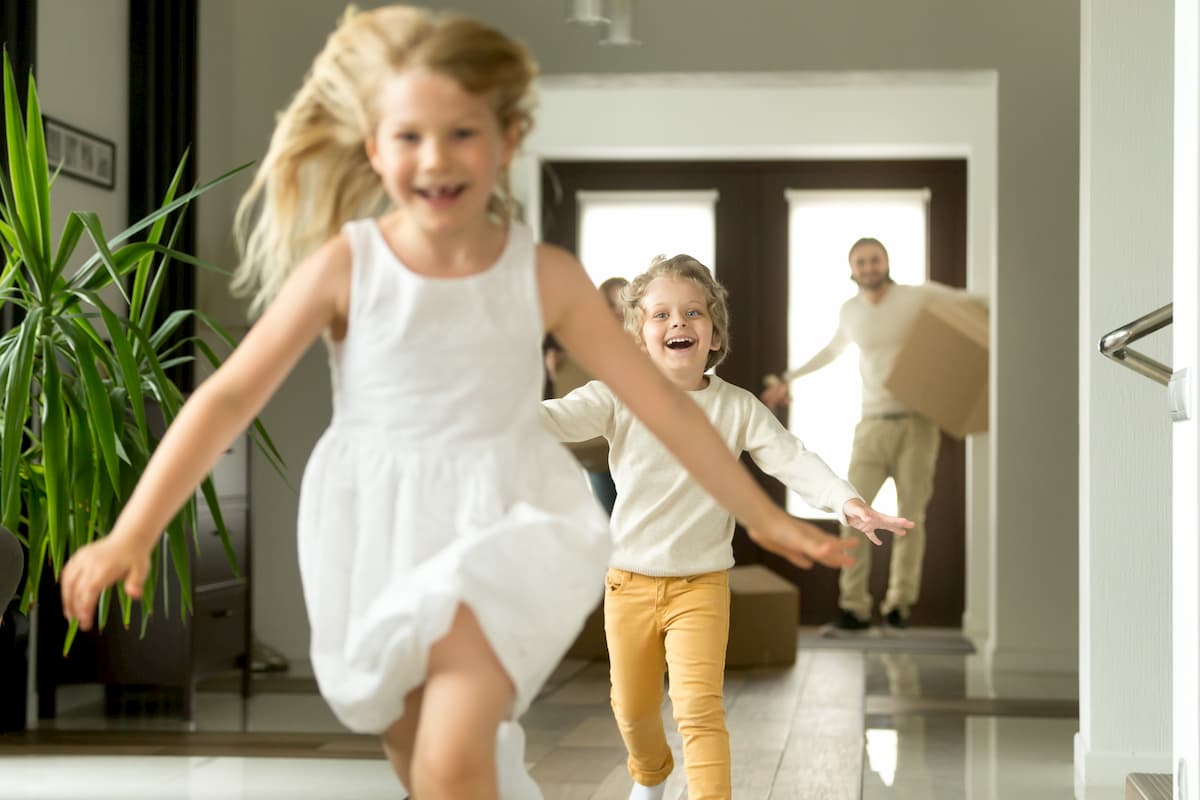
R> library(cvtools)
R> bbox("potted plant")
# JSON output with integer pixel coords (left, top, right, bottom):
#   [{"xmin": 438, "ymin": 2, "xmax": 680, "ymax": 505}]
[{"xmin": 0, "ymin": 53, "xmax": 281, "ymax": 649}]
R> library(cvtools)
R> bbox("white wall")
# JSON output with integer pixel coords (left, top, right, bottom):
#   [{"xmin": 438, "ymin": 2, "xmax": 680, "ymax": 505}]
[
  {"xmin": 518, "ymin": 72, "xmax": 997, "ymax": 649},
  {"xmin": 29, "ymin": 0, "xmax": 128, "ymax": 721},
  {"xmin": 1175, "ymin": 1, "xmax": 1200, "ymax": 796},
  {"xmin": 196, "ymin": 1, "xmax": 338, "ymax": 661},
  {"xmin": 1077, "ymin": 0, "xmax": 1173, "ymax": 791},
  {"xmin": 35, "ymin": 0, "xmax": 128, "ymax": 275}
]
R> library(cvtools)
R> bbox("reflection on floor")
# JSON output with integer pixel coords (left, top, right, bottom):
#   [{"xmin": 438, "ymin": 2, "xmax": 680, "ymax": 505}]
[
  {"xmin": 0, "ymin": 627, "xmax": 1104, "ymax": 799},
  {"xmin": 859, "ymin": 650, "xmax": 1084, "ymax": 800}
]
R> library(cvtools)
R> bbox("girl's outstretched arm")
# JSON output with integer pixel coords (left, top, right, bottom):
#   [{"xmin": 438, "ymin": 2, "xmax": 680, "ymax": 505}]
[
  {"xmin": 537, "ymin": 245, "xmax": 856, "ymax": 571},
  {"xmin": 61, "ymin": 236, "xmax": 352, "ymax": 630}
]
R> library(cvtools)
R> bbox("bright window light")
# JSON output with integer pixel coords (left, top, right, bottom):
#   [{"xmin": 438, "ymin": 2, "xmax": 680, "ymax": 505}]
[
  {"xmin": 865, "ymin": 727, "xmax": 899, "ymax": 787},
  {"xmin": 577, "ymin": 190, "xmax": 718, "ymax": 286},
  {"xmin": 783, "ymin": 190, "xmax": 929, "ymax": 518}
]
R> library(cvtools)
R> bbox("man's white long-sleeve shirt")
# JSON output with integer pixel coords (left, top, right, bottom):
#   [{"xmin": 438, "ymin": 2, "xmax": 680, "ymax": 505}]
[
  {"xmin": 540, "ymin": 375, "xmax": 860, "ymax": 577},
  {"xmin": 785, "ymin": 282, "xmax": 972, "ymax": 417}
]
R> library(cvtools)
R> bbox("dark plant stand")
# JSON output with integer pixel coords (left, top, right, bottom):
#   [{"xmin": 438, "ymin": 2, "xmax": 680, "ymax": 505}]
[
  {"xmin": 33, "ymin": 509, "xmax": 252, "ymax": 723},
  {"xmin": 0, "ymin": 604, "xmax": 29, "ymax": 732},
  {"xmin": 0, "ymin": 533, "xmax": 30, "ymax": 732}
]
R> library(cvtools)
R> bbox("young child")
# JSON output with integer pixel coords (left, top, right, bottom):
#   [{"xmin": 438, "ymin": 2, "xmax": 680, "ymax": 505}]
[
  {"xmin": 58, "ymin": 7, "xmax": 859, "ymax": 799},
  {"xmin": 541, "ymin": 255, "xmax": 912, "ymax": 800}
]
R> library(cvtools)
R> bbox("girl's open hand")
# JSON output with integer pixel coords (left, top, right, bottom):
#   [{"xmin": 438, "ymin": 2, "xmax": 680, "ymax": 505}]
[
  {"xmin": 61, "ymin": 536, "xmax": 150, "ymax": 631},
  {"xmin": 842, "ymin": 498, "xmax": 914, "ymax": 546},
  {"xmin": 748, "ymin": 513, "xmax": 858, "ymax": 570}
]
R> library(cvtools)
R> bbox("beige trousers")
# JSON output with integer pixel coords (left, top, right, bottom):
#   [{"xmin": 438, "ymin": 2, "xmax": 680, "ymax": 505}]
[{"xmin": 838, "ymin": 414, "xmax": 941, "ymax": 619}]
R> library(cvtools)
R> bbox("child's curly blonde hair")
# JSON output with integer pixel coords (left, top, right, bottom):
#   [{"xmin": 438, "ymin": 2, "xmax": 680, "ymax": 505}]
[{"xmin": 621, "ymin": 254, "xmax": 731, "ymax": 371}]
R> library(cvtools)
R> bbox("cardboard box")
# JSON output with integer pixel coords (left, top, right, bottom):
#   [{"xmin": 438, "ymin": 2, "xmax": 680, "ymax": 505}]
[
  {"xmin": 725, "ymin": 565, "xmax": 798, "ymax": 668},
  {"xmin": 884, "ymin": 299, "xmax": 988, "ymax": 439}
]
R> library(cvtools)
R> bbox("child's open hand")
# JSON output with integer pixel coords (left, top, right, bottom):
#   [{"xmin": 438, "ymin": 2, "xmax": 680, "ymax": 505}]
[
  {"xmin": 842, "ymin": 498, "xmax": 914, "ymax": 546},
  {"xmin": 61, "ymin": 536, "xmax": 150, "ymax": 631},
  {"xmin": 748, "ymin": 513, "xmax": 858, "ymax": 570}
]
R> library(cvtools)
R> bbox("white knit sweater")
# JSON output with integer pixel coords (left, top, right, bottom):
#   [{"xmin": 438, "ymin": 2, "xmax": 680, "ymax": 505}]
[{"xmin": 539, "ymin": 375, "xmax": 861, "ymax": 577}]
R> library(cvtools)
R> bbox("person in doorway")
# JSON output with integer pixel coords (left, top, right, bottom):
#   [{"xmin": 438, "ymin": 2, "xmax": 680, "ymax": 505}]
[
  {"xmin": 544, "ymin": 276, "xmax": 628, "ymax": 515},
  {"xmin": 761, "ymin": 237, "xmax": 982, "ymax": 632}
]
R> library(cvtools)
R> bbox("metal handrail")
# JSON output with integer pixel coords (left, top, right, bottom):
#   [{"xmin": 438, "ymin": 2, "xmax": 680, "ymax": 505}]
[{"xmin": 1098, "ymin": 303, "xmax": 1173, "ymax": 386}]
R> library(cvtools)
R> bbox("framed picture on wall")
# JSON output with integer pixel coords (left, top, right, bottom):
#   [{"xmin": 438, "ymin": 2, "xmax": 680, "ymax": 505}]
[{"xmin": 43, "ymin": 116, "xmax": 116, "ymax": 191}]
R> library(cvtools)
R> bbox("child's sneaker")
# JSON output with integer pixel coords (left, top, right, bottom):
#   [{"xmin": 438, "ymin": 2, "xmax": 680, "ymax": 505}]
[{"xmin": 629, "ymin": 780, "xmax": 667, "ymax": 800}]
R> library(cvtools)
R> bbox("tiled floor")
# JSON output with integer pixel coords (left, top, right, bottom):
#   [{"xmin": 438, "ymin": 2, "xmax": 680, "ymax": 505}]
[
  {"xmin": 525, "ymin": 649, "xmax": 864, "ymax": 799},
  {"xmin": 0, "ymin": 628, "xmax": 1103, "ymax": 799}
]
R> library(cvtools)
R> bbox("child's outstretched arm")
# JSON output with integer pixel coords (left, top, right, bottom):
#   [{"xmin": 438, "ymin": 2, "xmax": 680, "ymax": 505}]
[
  {"xmin": 540, "ymin": 382, "xmax": 613, "ymax": 444},
  {"xmin": 841, "ymin": 498, "xmax": 914, "ymax": 545},
  {"xmin": 61, "ymin": 237, "xmax": 352, "ymax": 630},
  {"xmin": 537, "ymin": 246, "xmax": 855, "ymax": 570},
  {"xmin": 742, "ymin": 400, "xmax": 913, "ymax": 545}
]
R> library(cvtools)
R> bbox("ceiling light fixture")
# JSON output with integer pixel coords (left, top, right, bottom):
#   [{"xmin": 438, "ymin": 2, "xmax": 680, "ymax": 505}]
[
  {"xmin": 566, "ymin": 0, "xmax": 608, "ymax": 25},
  {"xmin": 599, "ymin": 0, "xmax": 640, "ymax": 46}
]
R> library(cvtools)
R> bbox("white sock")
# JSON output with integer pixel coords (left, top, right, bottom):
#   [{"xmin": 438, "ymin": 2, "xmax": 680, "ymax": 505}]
[
  {"xmin": 629, "ymin": 781, "xmax": 667, "ymax": 800},
  {"xmin": 495, "ymin": 721, "xmax": 543, "ymax": 800}
]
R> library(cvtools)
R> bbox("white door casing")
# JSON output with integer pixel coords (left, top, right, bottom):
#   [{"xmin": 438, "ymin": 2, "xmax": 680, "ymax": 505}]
[{"xmin": 1175, "ymin": 2, "xmax": 1200, "ymax": 798}]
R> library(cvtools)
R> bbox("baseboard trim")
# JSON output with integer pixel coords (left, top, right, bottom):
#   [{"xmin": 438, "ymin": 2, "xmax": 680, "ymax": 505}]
[
  {"xmin": 987, "ymin": 642, "xmax": 1077, "ymax": 674},
  {"xmin": 1074, "ymin": 732, "xmax": 1172, "ymax": 794}
]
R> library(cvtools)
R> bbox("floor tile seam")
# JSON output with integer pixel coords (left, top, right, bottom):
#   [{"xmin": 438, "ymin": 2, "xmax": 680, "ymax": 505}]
[
  {"xmin": 862, "ymin": 695, "xmax": 1079, "ymax": 719},
  {"xmin": 761, "ymin": 649, "xmax": 852, "ymax": 798}
]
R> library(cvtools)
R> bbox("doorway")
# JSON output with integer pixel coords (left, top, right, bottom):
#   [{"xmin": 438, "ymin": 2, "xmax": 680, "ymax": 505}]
[{"xmin": 542, "ymin": 158, "xmax": 967, "ymax": 627}]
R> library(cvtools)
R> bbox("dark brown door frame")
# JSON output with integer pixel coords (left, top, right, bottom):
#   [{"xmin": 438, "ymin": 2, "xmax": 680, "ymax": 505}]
[
  {"xmin": 0, "ymin": 0, "xmax": 36, "ymax": 734},
  {"xmin": 543, "ymin": 159, "xmax": 968, "ymax": 628}
]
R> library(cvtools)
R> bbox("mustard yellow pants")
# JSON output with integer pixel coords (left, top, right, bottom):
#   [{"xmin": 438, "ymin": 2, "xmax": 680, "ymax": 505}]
[
  {"xmin": 839, "ymin": 414, "xmax": 941, "ymax": 619},
  {"xmin": 603, "ymin": 568, "xmax": 731, "ymax": 800}
]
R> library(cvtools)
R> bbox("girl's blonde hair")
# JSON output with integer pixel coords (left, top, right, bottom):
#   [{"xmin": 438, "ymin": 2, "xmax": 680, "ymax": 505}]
[
  {"xmin": 232, "ymin": 5, "xmax": 538, "ymax": 315},
  {"xmin": 622, "ymin": 255, "xmax": 731, "ymax": 370}
]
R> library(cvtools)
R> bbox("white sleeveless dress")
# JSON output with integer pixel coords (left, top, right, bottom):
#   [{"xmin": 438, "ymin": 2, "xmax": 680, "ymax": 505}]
[{"xmin": 296, "ymin": 219, "xmax": 610, "ymax": 736}]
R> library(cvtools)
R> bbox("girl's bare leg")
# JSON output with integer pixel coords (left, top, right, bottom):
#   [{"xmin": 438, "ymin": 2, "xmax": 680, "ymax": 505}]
[
  {"xmin": 381, "ymin": 686, "xmax": 424, "ymax": 789},
  {"xmin": 409, "ymin": 604, "xmax": 515, "ymax": 800}
]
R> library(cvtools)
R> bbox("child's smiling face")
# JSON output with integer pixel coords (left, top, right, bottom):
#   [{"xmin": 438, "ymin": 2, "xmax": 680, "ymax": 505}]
[
  {"xmin": 639, "ymin": 277, "xmax": 720, "ymax": 390},
  {"xmin": 366, "ymin": 68, "xmax": 518, "ymax": 235}
]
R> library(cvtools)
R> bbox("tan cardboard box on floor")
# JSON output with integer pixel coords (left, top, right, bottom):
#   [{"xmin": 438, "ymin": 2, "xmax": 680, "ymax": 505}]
[
  {"xmin": 725, "ymin": 565, "xmax": 797, "ymax": 668},
  {"xmin": 884, "ymin": 299, "xmax": 988, "ymax": 439}
]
